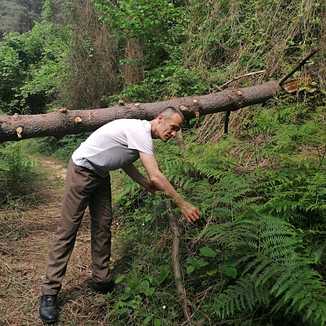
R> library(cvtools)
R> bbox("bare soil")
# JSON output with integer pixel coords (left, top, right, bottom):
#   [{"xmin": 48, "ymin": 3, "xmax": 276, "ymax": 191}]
[{"xmin": 0, "ymin": 156, "xmax": 123, "ymax": 325}]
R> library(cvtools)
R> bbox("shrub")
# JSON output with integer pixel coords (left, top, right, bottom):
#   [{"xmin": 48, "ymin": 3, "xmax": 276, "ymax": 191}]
[{"xmin": 0, "ymin": 142, "xmax": 39, "ymax": 208}]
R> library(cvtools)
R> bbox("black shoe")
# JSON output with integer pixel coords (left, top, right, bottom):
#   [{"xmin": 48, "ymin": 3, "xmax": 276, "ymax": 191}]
[
  {"xmin": 88, "ymin": 279, "xmax": 115, "ymax": 294},
  {"xmin": 39, "ymin": 295, "xmax": 58, "ymax": 323}
]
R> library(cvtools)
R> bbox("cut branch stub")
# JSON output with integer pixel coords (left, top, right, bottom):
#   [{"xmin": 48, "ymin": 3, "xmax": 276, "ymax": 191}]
[
  {"xmin": 16, "ymin": 126, "xmax": 23, "ymax": 139},
  {"xmin": 74, "ymin": 116, "xmax": 82, "ymax": 124}
]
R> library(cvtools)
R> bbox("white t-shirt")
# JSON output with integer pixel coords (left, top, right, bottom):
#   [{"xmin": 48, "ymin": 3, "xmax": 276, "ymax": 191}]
[{"xmin": 72, "ymin": 119, "xmax": 153, "ymax": 177}]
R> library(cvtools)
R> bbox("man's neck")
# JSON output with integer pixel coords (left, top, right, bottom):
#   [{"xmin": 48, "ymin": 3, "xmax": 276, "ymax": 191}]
[{"xmin": 150, "ymin": 119, "xmax": 159, "ymax": 139}]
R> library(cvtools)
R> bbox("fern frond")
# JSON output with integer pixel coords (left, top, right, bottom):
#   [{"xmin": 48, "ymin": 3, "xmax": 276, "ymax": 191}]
[
  {"xmin": 204, "ymin": 215, "xmax": 326, "ymax": 325},
  {"xmin": 214, "ymin": 276, "xmax": 270, "ymax": 319}
]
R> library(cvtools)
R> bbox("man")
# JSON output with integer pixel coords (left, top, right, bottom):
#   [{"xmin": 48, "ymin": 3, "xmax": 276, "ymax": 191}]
[{"xmin": 39, "ymin": 107, "xmax": 200, "ymax": 323}]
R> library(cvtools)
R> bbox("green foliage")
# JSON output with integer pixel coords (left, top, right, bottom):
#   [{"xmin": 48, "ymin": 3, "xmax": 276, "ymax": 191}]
[
  {"xmin": 94, "ymin": 0, "xmax": 185, "ymax": 69},
  {"xmin": 111, "ymin": 100, "xmax": 325, "ymax": 325},
  {"xmin": 106, "ymin": 64, "xmax": 209, "ymax": 104},
  {"xmin": 183, "ymin": 0, "xmax": 322, "ymax": 79},
  {"xmin": 97, "ymin": 0, "xmax": 180, "ymax": 38},
  {"xmin": 42, "ymin": 0, "xmax": 55, "ymax": 22},
  {"xmin": 202, "ymin": 217, "xmax": 326, "ymax": 325},
  {"xmin": 108, "ymin": 270, "xmax": 174, "ymax": 324},
  {"xmin": 0, "ymin": 22, "xmax": 69, "ymax": 114},
  {"xmin": 36, "ymin": 134, "xmax": 87, "ymax": 162},
  {"xmin": 0, "ymin": 142, "xmax": 39, "ymax": 208}
]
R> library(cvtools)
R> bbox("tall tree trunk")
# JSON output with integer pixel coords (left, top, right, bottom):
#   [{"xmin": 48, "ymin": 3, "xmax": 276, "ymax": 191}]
[
  {"xmin": 123, "ymin": 38, "xmax": 144, "ymax": 85},
  {"xmin": 62, "ymin": 0, "xmax": 118, "ymax": 109}
]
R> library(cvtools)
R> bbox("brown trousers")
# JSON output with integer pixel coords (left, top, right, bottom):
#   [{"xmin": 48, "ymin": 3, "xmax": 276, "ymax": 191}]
[{"xmin": 41, "ymin": 160, "xmax": 112, "ymax": 295}]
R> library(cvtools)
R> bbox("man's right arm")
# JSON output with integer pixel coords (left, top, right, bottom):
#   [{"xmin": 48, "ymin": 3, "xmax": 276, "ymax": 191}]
[
  {"xmin": 139, "ymin": 152, "xmax": 200, "ymax": 223},
  {"xmin": 122, "ymin": 163, "xmax": 156, "ymax": 193}
]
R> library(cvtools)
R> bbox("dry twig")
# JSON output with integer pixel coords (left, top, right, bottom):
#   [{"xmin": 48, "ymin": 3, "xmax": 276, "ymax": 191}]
[
  {"xmin": 167, "ymin": 203, "xmax": 193, "ymax": 324},
  {"xmin": 215, "ymin": 70, "xmax": 266, "ymax": 91},
  {"xmin": 279, "ymin": 48, "xmax": 319, "ymax": 86}
]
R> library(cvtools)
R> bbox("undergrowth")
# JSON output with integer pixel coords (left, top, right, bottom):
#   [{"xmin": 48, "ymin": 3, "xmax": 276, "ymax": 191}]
[
  {"xmin": 36, "ymin": 133, "xmax": 87, "ymax": 162},
  {"xmin": 0, "ymin": 141, "xmax": 41, "ymax": 209},
  {"xmin": 109, "ymin": 100, "xmax": 325, "ymax": 325}
]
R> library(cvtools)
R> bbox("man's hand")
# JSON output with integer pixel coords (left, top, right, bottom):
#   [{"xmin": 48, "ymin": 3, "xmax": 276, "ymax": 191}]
[{"xmin": 179, "ymin": 201, "xmax": 200, "ymax": 223}]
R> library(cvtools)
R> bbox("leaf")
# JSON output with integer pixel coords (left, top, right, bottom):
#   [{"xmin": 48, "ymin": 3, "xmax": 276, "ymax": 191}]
[
  {"xmin": 140, "ymin": 280, "xmax": 150, "ymax": 289},
  {"xmin": 206, "ymin": 268, "xmax": 218, "ymax": 276},
  {"xmin": 186, "ymin": 265, "xmax": 195, "ymax": 274},
  {"xmin": 157, "ymin": 265, "xmax": 170, "ymax": 285},
  {"xmin": 221, "ymin": 264, "xmax": 238, "ymax": 279},
  {"xmin": 154, "ymin": 319, "xmax": 161, "ymax": 326},
  {"xmin": 143, "ymin": 287, "xmax": 155, "ymax": 297},
  {"xmin": 114, "ymin": 275, "xmax": 126, "ymax": 284},
  {"xmin": 199, "ymin": 246, "xmax": 217, "ymax": 258},
  {"xmin": 143, "ymin": 315, "xmax": 153, "ymax": 325}
]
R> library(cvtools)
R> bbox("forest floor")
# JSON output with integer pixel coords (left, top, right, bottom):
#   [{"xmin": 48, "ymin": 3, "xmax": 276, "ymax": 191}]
[{"xmin": 0, "ymin": 156, "xmax": 125, "ymax": 325}]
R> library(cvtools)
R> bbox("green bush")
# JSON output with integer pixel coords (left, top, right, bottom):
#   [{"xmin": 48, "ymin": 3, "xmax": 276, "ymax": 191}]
[
  {"xmin": 94, "ymin": 0, "xmax": 185, "ymax": 70},
  {"xmin": 0, "ymin": 22, "xmax": 69, "ymax": 114},
  {"xmin": 0, "ymin": 142, "xmax": 40, "ymax": 208},
  {"xmin": 36, "ymin": 134, "xmax": 87, "ymax": 162}
]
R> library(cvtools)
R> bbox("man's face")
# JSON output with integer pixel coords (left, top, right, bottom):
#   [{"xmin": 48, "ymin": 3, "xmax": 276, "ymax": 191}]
[{"xmin": 156, "ymin": 113, "xmax": 183, "ymax": 141}]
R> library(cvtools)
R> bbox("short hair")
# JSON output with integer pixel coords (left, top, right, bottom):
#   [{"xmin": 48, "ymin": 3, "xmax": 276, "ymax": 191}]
[{"xmin": 159, "ymin": 106, "xmax": 184, "ymax": 121}]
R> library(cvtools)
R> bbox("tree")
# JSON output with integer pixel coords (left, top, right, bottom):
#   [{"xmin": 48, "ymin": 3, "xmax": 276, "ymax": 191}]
[
  {"xmin": 0, "ymin": 81, "xmax": 279, "ymax": 141},
  {"xmin": 61, "ymin": 0, "xmax": 118, "ymax": 109}
]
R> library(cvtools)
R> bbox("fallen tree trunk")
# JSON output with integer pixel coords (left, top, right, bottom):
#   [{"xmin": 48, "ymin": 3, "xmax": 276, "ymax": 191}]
[{"xmin": 0, "ymin": 81, "xmax": 279, "ymax": 141}]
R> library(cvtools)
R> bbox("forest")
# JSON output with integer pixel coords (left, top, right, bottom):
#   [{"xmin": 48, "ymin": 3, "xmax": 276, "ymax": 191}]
[{"xmin": 0, "ymin": 0, "xmax": 325, "ymax": 325}]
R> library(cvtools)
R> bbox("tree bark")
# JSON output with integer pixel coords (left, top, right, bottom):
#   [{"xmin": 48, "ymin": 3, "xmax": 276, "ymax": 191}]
[
  {"xmin": 0, "ymin": 81, "xmax": 279, "ymax": 141},
  {"xmin": 123, "ymin": 38, "xmax": 144, "ymax": 85}
]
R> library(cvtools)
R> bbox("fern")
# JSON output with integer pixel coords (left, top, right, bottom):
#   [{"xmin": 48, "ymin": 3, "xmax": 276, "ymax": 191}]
[
  {"xmin": 213, "ymin": 276, "xmax": 270, "ymax": 320},
  {"xmin": 114, "ymin": 119, "xmax": 325, "ymax": 325},
  {"xmin": 202, "ymin": 216, "xmax": 326, "ymax": 325}
]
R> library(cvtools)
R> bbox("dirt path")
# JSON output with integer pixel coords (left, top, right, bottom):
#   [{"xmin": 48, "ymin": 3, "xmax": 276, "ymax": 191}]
[{"xmin": 0, "ymin": 156, "xmax": 121, "ymax": 325}]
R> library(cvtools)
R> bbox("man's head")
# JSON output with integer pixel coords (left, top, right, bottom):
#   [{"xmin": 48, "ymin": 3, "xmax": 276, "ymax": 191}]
[{"xmin": 151, "ymin": 107, "xmax": 184, "ymax": 141}]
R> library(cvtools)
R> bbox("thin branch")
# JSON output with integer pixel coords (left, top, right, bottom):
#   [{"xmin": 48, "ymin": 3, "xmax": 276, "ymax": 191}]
[
  {"xmin": 216, "ymin": 70, "xmax": 266, "ymax": 91},
  {"xmin": 279, "ymin": 48, "xmax": 319, "ymax": 86},
  {"xmin": 167, "ymin": 202, "xmax": 193, "ymax": 324}
]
